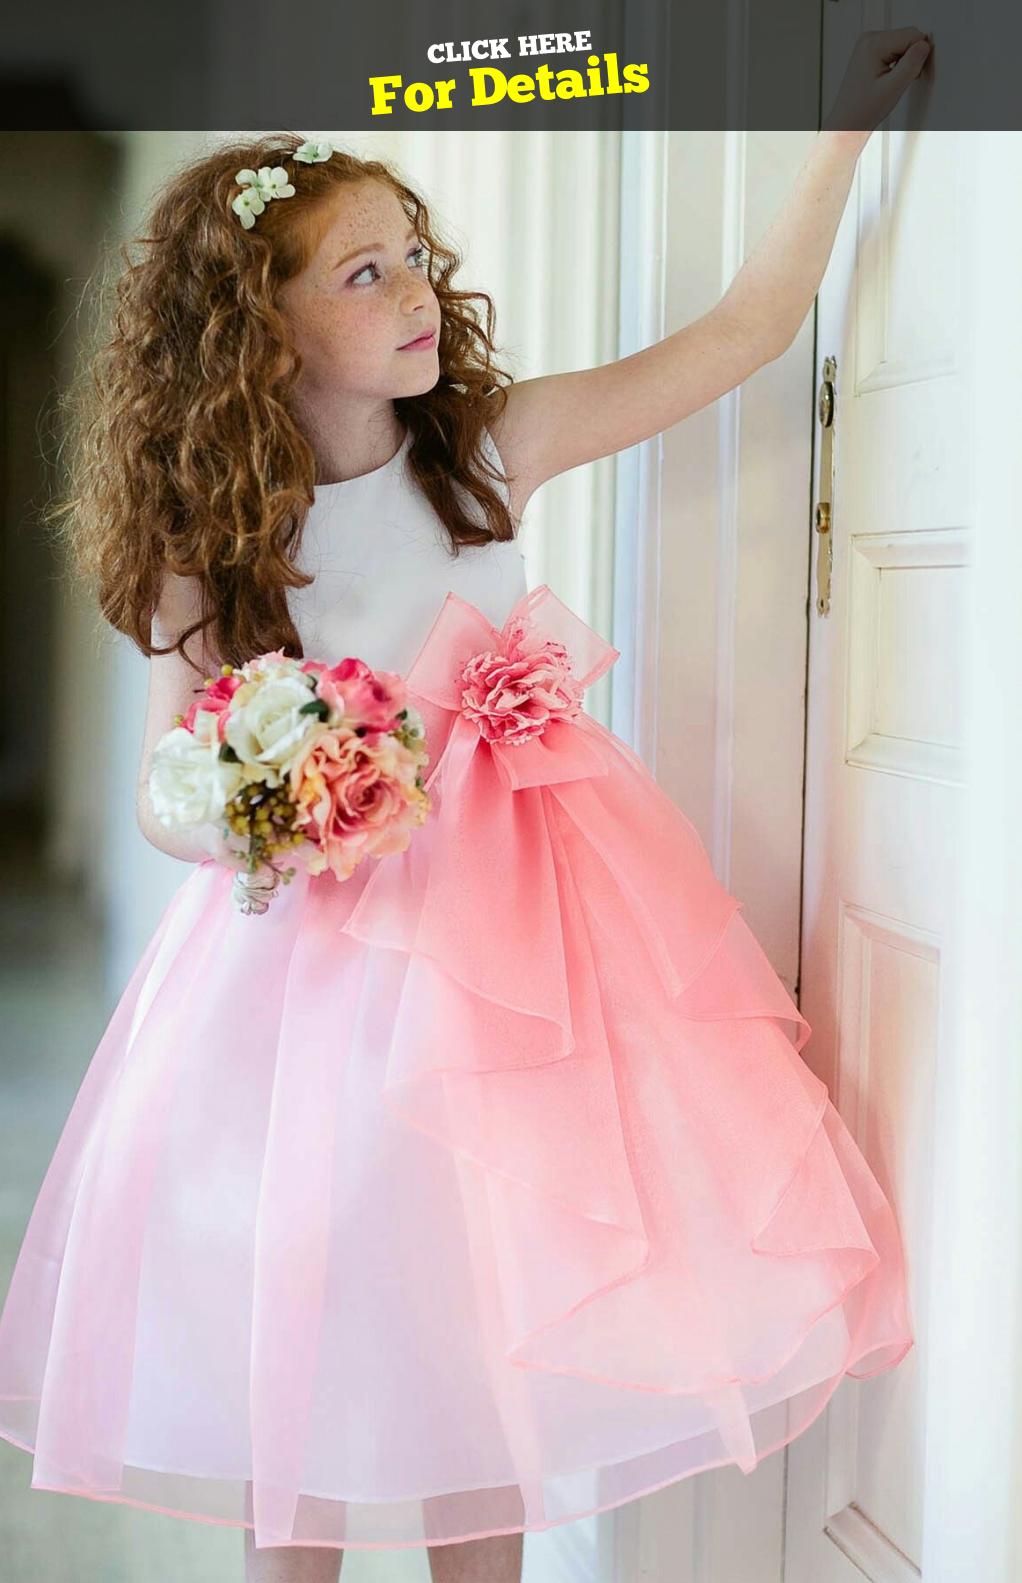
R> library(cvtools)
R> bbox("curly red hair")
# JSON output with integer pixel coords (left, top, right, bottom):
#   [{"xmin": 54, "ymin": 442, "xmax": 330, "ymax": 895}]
[{"xmin": 45, "ymin": 132, "xmax": 517, "ymax": 673}]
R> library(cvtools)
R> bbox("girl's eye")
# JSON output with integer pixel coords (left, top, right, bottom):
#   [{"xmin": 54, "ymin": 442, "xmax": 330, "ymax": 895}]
[{"xmin": 350, "ymin": 245, "xmax": 429, "ymax": 286}]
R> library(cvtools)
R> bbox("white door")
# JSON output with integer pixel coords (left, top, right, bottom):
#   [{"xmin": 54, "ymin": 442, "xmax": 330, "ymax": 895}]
[{"xmin": 784, "ymin": 126, "xmax": 970, "ymax": 1581}]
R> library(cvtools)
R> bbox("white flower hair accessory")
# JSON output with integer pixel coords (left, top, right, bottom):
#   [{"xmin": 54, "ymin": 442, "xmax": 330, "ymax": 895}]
[
  {"xmin": 231, "ymin": 140, "xmax": 335, "ymax": 230},
  {"xmin": 294, "ymin": 140, "xmax": 333, "ymax": 164}
]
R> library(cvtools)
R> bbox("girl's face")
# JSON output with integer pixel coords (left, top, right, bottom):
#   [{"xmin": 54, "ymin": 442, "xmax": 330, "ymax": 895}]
[{"xmin": 277, "ymin": 179, "xmax": 440, "ymax": 401}]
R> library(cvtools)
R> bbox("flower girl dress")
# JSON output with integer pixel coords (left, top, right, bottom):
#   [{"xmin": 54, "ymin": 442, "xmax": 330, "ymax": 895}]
[{"xmin": 0, "ymin": 427, "xmax": 914, "ymax": 1551}]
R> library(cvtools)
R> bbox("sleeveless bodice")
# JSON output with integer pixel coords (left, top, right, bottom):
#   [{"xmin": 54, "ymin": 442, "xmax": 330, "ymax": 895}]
[{"xmin": 289, "ymin": 427, "xmax": 527, "ymax": 675}]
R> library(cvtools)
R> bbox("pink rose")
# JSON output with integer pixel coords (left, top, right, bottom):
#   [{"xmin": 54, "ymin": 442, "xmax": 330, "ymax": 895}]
[
  {"xmin": 302, "ymin": 656, "xmax": 405, "ymax": 729},
  {"xmin": 459, "ymin": 615, "xmax": 583, "ymax": 746},
  {"xmin": 182, "ymin": 672, "xmax": 244, "ymax": 739}
]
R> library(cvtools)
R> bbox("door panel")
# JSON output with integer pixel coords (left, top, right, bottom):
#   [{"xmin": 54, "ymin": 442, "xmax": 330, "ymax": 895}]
[{"xmin": 785, "ymin": 127, "xmax": 969, "ymax": 1583}]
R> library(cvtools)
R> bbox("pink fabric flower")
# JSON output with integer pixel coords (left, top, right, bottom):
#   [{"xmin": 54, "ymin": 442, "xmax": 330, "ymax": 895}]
[{"xmin": 459, "ymin": 615, "xmax": 583, "ymax": 746}]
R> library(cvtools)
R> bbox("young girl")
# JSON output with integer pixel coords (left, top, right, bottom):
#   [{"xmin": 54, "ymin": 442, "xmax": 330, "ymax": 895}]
[{"xmin": 0, "ymin": 31, "xmax": 929, "ymax": 1583}]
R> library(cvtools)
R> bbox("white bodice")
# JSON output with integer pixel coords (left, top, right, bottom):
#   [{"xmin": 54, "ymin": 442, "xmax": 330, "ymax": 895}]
[{"xmin": 288, "ymin": 426, "xmax": 528, "ymax": 676}]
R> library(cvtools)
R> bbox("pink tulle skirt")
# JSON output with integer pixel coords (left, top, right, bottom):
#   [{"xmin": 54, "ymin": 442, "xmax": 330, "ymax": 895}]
[{"xmin": 0, "ymin": 587, "xmax": 914, "ymax": 1551}]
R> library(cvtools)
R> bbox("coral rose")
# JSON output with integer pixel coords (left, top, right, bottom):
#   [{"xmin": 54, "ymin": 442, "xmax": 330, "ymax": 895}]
[{"xmin": 290, "ymin": 727, "xmax": 425, "ymax": 880}]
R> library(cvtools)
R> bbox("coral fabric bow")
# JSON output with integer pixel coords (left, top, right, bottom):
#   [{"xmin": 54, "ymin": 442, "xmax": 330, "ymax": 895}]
[{"xmin": 403, "ymin": 584, "xmax": 620, "ymax": 791}]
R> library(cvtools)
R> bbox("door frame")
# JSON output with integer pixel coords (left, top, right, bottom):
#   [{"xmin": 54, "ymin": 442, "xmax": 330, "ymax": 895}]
[{"xmin": 607, "ymin": 127, "xmax": 818, "ymax": 1581}]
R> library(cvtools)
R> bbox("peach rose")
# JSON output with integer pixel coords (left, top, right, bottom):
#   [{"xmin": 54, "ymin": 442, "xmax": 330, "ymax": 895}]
[{"xmin": 290, "ymin": 727, "xmax": 426, "ymax": 880}]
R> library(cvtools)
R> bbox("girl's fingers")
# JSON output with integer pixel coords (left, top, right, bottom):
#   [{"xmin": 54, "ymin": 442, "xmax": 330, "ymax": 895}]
[
  {"xmin": 870, "ymin": 26, "xmax": 929, "ymax": 54},
  {"xmin": 822, "ymin": 27, "xmax": 930, "ymax": 131},
  {"xmin": 196, "ymin": 822, "xmax": 253, "ymax": 870},
  {"xmin": 873, "ymin": 29, "xmax": 930, "ymax": 73},
  {"xmin": 885, "ymin": 37, "xmax": 932, "ymax": 85}
]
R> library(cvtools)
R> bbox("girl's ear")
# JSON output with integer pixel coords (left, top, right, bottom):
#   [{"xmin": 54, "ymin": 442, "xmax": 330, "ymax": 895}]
[{"xmin": 270, "ymin": 339, "xmax": 299, "ymax": 383}]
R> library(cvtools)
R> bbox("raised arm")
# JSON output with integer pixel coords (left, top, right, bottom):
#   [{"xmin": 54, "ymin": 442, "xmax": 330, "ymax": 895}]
[
  {"xmin": 488, "ymin": 132, "xmax": 865, "ymax": 509},
  {"xmin": 489, "ymin": 29, "xmax": 930, "ymax": 510}
]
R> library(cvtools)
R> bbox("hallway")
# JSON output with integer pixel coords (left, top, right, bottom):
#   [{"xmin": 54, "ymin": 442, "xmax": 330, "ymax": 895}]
[{"xmin": 0, "ymin": 851, "xmax": 241, "ymax": 1579}]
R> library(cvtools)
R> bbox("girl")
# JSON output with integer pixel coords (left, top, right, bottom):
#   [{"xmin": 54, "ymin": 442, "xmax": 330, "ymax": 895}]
[{"xmin": 0, "ymin": 30, "xmax": 929, "ymax": 1583}]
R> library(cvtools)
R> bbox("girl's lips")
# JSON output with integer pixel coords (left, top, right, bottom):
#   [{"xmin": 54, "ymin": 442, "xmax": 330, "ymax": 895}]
[{"xmin": 398, "ymin": 329, "xmax": 437, "ymax": 351}]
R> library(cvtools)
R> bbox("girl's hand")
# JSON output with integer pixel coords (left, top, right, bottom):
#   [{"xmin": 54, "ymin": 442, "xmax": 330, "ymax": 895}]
[
  {"xmin": 198, "ymin": 823, "xmax": 287, "ymax": 914},
  {"xmin": 822, "ymin": 28, "xmax": 932, "ymax": 140},
  {"xmin": 230, "ymin": 863, "xmax": 285, "ymax": 916},
  {"xmin": 196, "ymin": 821, "xmax": 259, "ymax": 873}
]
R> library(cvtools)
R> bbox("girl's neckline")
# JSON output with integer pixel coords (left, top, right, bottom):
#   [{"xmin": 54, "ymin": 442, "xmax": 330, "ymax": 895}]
[{"xmin": 312, "ymin": 428, "xmax": 412, "ymax": 502}]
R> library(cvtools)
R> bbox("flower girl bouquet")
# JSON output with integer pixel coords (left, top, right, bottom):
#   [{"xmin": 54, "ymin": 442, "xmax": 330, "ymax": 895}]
[{"xmin": 148, "ymin": 650, "xmax": 431, "ymax": 914}]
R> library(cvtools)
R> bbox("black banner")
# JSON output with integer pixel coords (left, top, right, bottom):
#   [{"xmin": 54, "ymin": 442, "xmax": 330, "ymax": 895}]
[{"xmin": 0, "ymin": 0, "xmax": 1018, "ymax": 130}]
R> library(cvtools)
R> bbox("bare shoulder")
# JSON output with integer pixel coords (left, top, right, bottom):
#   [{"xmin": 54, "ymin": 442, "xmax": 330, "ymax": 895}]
[
  {"xmin": 487, "ymin": 384, "xmax": 563, "ymax": 522},
  {"xmin": 485, "ymin": 370, "xmax": 646, "ymax": 523}
]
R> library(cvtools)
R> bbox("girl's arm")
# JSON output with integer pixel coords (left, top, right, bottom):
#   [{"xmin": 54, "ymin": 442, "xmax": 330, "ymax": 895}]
[
  {"xmin": 490, "ymin": 133, "xmax": 864, "ymax": 506},
  {"xmin": 490, "ymin": 29, "xmax": 930, "ymax": 509},
  {"xmin": 137, "ymin": 572, "xmax": 247, "ymax": 868}
]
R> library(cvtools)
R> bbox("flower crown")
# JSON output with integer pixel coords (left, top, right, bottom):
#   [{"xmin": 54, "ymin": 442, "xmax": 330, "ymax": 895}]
[{"xmin": 232, "ymin": 139, "xmax": 334, "ymax": 230}]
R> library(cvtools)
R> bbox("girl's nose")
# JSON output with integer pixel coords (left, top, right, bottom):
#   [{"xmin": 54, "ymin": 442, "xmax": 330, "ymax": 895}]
[{"xmin": 402, "ymin": 283, "xmax": 433, "ymax": 313}]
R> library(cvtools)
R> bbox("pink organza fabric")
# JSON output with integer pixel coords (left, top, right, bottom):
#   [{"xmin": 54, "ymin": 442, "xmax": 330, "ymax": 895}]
[{"xmin": 0, "ymin": 584, "xmax": 914, "ymax": 1550}]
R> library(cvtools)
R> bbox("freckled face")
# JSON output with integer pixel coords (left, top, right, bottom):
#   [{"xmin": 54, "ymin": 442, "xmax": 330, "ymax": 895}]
[{"xmin": 277, "ymin": 179, "xmax": 440, "ymax": 398}]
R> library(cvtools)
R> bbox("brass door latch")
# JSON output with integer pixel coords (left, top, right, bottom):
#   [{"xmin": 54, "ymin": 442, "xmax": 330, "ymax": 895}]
[{"xmin": 815, "ymin": 355, "xmax": 836, "ymax": 616}]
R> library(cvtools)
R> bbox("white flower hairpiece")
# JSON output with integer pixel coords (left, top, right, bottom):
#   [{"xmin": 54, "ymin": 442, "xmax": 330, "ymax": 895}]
[{"xmin": 231, "ymin": 139, "xmax": 334, "ymax": 230}]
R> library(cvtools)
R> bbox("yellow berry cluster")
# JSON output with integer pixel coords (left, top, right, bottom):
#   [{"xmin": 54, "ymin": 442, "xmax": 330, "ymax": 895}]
[{"xmin": 224, "ymin": 782, "xmax": 305, "ymax": 861}]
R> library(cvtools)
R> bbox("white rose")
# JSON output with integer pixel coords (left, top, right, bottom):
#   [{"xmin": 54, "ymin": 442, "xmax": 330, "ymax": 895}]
[
  {"xmin": 223, "ymin": 672, "xmax": 323, "ymax": 787},
  {"xmin": 149, "ymin": 709, "xmax": 245, "ymax": 827},
  {"xmin": 401, "ymin": 703, "xmax": 426, "ymax": 741},
  {"xmin": 238, "ymin": 654, "xmax": 310, "ymax": 686}
]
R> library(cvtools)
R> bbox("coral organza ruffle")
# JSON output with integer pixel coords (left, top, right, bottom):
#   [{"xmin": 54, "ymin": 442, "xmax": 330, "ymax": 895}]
[{"xmin": 0, "ymin": 584, "xmax": 914, "ymax": 1550}]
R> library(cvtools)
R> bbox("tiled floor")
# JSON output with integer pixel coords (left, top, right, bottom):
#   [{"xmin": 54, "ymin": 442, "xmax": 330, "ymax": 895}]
[{"xmin": 0, "ymin": 853, "xmax": 421, "ymax": 1582}]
